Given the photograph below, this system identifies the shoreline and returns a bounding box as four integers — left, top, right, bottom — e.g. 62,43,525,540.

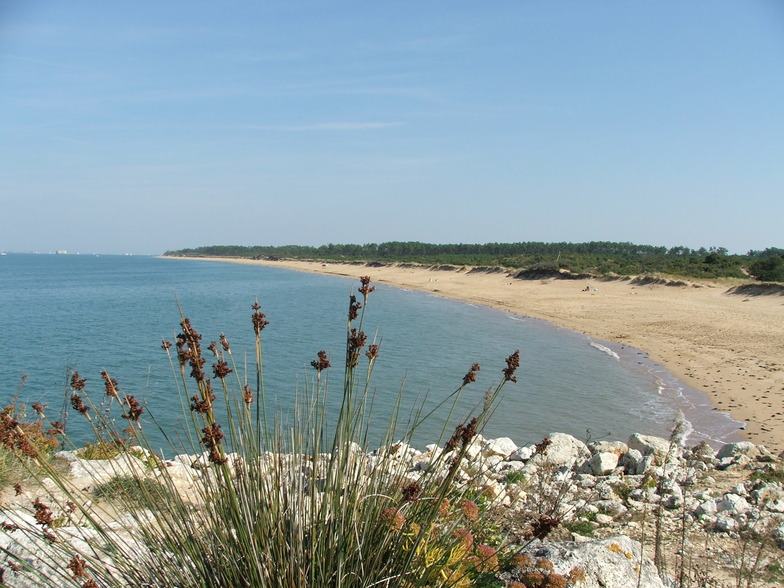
165,256,784,453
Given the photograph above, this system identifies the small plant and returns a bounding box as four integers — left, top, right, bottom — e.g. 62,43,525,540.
94,476,174,510
564,517,595,537
503,470,527,485
611,479,635,501
79,437,130,461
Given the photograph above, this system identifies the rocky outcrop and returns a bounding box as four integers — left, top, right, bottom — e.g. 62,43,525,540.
2,432,782,587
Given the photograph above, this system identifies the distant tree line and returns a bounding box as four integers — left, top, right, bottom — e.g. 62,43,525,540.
163,242,784,282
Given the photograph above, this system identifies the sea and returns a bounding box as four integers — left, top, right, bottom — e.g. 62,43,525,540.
0,253,742,453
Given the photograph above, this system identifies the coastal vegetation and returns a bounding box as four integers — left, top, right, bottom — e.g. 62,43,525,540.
164,242,784,282
0,278,560,587
1,277,782,586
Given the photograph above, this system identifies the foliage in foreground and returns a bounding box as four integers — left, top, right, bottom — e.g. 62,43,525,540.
0,278,579,587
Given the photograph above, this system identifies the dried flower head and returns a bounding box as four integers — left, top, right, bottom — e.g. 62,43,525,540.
502,349,520,383
33,497,53,527
310,350,331,372
462,363,480,386
347,328,367,367
358,276,375,299
70,394,90,417
207,341,218,357
219,333,230,351
191,391,216,414
461,417,478,446
512,553,533,570
121,395,144,422
474,544,499,572
30,402,45,419
401,481,420,502
67,555,88,578
70,372,86,392
251,301,269,335
380,508,405,531
100,371,119,398
348,295,361,322
13,483,22,496
459,499,479,522
365,344,380,361
161,339,172,351
444,424,464,452
212,360,232,380
534,437,552,456
243,384,254,406
201,423,227,464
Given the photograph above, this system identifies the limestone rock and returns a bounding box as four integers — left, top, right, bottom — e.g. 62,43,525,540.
515,536,666,588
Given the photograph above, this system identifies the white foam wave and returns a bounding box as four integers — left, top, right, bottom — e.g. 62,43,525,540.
589,341,620,360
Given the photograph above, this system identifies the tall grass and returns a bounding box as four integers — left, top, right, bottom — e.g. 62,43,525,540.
0,277,533,587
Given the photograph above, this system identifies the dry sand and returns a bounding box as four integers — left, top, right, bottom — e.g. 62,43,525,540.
178,257,784,453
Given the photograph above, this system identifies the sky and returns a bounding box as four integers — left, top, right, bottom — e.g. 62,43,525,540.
1,1,783,255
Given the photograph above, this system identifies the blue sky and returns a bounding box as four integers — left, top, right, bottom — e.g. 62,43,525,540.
1,1,782,255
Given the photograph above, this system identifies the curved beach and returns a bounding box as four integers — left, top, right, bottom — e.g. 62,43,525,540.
177,257,784,453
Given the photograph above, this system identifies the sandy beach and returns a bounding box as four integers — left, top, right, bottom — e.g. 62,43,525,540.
180,257,784,453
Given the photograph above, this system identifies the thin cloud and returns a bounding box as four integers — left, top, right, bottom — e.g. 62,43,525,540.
266,122,404,132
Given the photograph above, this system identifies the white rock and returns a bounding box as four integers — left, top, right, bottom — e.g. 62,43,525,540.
517,536,666,588
717,493,751,515
483,436,518,458
588,452,620,476
627,433,677,465
509,445,535,462
717,441,758,460
530,432,591,468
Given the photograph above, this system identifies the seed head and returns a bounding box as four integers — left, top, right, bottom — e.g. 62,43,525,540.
212,360,232,379
365,344,380,361
502,349,520,383
70,394,90,417
70,372,86,392
311,350,331,372
401,481,420,502
462,363,480,386
251,301,269,335
121,395,144,422
243,384,254,406
348,295,361,322
358,276,375,299
100,371,119,398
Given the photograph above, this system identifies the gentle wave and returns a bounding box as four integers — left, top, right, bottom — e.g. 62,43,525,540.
589,341,620,360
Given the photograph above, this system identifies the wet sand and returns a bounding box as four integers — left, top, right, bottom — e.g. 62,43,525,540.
174,257,784,453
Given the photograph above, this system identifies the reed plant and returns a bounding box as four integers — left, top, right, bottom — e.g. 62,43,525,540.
0,277,536,587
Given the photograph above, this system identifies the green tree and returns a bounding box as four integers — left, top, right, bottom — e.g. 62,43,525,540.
748,256,784,282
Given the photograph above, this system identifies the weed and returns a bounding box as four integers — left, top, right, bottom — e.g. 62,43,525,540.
503,470,527,485
94,476,174,510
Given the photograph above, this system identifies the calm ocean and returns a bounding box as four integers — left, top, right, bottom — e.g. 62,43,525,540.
0,254,741,452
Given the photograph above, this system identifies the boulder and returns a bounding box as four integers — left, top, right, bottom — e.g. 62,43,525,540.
627,434,677,465
514,536,666,588
483,436,518,458
587,451,620,476
530,432,591,469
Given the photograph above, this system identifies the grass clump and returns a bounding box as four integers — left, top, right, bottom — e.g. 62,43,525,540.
0,277,539,587
94,476,174,510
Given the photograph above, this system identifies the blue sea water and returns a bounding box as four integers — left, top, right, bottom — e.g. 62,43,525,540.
0,254,741,452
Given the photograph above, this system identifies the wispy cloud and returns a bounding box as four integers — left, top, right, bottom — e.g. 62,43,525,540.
253,122,404,132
